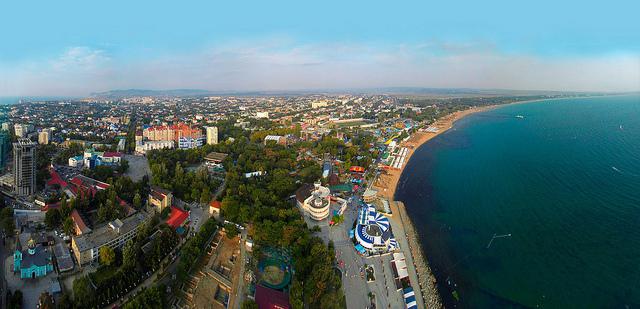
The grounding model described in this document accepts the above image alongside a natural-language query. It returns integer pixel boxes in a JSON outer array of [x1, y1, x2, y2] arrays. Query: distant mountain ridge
[[89, 87, 621, 99], [90, 89, 214, 98]]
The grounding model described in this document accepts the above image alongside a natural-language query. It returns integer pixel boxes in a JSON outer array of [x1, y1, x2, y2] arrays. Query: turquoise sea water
[[395, 95, 640, 308]]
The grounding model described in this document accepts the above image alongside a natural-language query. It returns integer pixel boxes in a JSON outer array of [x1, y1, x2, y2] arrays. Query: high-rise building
[[38, 129, 50, 145], [206, 126, 218, 145], [13, 138, 37, 196], [0, 130, 9, 169], [14, 124, 33, 138]]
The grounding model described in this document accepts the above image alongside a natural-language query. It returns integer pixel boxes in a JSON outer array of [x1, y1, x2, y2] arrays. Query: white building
[[135, 140, 174, 154], [68, 156, 83, 168], [296, 182, 331, 221], [206, 126, 218, 145], [311, 101, 329, 108], [255, 112, 269, 119], [1, 123, 11, 131], [14, 124, 31, 138]]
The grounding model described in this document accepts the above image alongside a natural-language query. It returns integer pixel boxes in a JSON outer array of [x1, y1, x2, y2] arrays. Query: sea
[[395, 95, 640, 308]]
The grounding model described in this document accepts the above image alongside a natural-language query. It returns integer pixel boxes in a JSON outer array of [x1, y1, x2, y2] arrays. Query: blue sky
[[1, 0, 639, 95]]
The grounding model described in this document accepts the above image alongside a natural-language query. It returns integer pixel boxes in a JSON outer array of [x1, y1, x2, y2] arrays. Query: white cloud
[[0, 42, 638, 96]]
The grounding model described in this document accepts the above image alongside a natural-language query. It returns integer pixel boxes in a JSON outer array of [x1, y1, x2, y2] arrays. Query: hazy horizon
[[1, 0, 639, 96]]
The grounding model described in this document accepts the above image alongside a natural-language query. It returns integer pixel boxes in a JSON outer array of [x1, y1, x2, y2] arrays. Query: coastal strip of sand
[[374, 105, 493, 309], [375, 105, 493, 201]]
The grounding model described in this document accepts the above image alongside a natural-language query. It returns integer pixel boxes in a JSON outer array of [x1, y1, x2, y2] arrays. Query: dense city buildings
[[13, 138, 36, 196]]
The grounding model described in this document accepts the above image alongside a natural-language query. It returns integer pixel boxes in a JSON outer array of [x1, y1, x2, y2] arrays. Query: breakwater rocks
[[396, 201, 443, 309]]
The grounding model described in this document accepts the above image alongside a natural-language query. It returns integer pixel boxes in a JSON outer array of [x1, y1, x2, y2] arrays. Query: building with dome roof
[[296, 182, 331, 221], [13, 236, 54, 279], [353, 204, 399, 255]]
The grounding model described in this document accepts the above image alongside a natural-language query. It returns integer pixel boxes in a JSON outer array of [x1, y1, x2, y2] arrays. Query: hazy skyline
[[1, 0, 639, 96]]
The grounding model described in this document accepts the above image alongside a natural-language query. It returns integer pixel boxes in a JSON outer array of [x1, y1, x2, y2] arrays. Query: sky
[[1, 0, 639, 96]]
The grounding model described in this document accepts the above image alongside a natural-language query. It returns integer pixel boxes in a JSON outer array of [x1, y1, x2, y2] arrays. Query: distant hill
[[89, 87, 613, 99], [90, 89, 214, 98]]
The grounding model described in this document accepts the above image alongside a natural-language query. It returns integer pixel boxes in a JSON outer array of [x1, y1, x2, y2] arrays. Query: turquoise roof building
[[14, 237, 54, 279]]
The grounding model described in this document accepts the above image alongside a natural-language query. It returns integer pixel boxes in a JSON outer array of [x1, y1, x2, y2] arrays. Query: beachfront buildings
[[71, 212, 150, 265], [295, 182, 350, 223], [352, 204, 398, 255], [13, 138, 37, 196]]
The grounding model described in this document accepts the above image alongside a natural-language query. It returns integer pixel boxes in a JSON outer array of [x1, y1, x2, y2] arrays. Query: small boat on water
[[515, 115, 525, 119]]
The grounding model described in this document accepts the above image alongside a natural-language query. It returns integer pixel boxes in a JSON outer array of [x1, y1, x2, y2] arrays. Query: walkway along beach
[[375, 106, 494, 309]]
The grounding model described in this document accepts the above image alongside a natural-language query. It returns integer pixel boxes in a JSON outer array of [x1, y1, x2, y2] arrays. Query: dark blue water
[[395, 96, 640, 308]]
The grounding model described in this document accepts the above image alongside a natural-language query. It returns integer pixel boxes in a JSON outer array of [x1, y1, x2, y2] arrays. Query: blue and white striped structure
[[403, 287, 418, 309], [387, 238, 398, 251], [354, 204, 395, 252]]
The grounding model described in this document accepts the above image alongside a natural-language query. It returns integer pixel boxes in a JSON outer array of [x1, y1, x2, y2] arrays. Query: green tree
[[133, 192, 142, 209], [44, 208, 62, 229], [1, 208, 16, 235], [72, 276, 95, 307], [62, 217, 74, 235], [122, 239, 139, 269], [99, 246, 116, 266], [241, 299, 258, 309]]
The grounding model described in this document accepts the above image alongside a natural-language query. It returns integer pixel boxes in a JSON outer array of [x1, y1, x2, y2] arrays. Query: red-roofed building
[[166, 206, 189, 229], [71, 209, 92, 235], [209, 200, 221, 218], [69, 175, 110, 199], [255, 285, 290, 309], [46, 167, 68, 188]]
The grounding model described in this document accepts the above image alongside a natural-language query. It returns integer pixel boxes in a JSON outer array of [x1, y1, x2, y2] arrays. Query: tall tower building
[[206, 126, 218, 145], [13, 138, 37, 196], [38, 129, 50, 145], [0, 130, 9, 169]]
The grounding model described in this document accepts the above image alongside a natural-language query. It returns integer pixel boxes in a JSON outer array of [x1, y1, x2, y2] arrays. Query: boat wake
[[612, 166, 639, 177]]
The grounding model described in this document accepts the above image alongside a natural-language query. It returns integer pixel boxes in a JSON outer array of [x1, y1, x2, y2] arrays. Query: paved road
[[312, 194, 406, 309]]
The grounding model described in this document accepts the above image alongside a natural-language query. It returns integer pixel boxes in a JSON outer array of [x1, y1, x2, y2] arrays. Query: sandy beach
[[373, 105, 495, 309], [375, 105, 494, 200]]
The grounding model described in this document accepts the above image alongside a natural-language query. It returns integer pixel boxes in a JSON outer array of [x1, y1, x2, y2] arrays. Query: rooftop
[[72, 212, 150, 252]]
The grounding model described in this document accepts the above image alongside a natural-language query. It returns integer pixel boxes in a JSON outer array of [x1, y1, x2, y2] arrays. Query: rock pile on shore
[[396, 201, 444, 309]]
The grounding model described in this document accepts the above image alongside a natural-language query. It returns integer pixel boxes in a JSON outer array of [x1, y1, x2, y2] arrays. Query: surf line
[[486, 233, 512, 249]]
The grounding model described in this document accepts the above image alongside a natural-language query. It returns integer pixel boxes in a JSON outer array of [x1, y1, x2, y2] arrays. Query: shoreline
[[375, 104, 495, 201], [373, 95, 611, 308], [373, 99, 536, 308]]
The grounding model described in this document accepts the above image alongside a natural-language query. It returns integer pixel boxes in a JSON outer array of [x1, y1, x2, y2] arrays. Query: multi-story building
[[13, 138, 37, 196], [178, 136, 205, 149], [134, 140, 174, 154], [71, 212, 150, 265], [149, 187, 172, 213], [0, 130, 10, 169], [206, 126, 218, 145], [296, 182, 331, 221], [143, 123, 203, 142], [38, 129, 50, 145], [14, 124, 27, 138]]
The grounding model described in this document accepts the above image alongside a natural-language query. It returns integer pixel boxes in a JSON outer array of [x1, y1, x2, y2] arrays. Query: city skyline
[[1, 0, 639, 96]]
